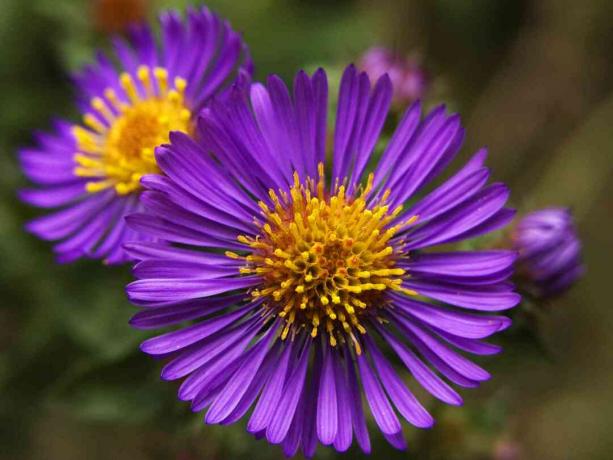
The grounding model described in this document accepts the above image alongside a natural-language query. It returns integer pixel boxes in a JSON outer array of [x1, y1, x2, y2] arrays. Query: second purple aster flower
[[126, 65, 520, 457], [19, 7, 252, 264]]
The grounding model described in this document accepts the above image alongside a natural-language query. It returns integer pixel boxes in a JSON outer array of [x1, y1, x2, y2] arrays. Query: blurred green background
[[1, 0, 612, 459]]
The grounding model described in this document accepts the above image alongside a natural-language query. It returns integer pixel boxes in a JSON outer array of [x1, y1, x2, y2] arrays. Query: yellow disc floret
[[73, 66, 191, 195], [228, 164, 418, 352]]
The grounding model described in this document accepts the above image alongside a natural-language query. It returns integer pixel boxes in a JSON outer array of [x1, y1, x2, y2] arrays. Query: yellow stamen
[[73, 67, 191, 195], [233, 165, 411, 352]]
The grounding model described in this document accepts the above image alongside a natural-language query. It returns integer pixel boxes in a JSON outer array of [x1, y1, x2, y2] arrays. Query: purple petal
[[139, 302, 259, 355], [293, 70, 318, 178], [378, 104, 448, 197], [332, 349, 353, 452], [365, 334, 433, 428], [188, 341, 255, 410], [127, 274, 259, 304], [406, 184, 510, 249], [281, 390, 305, 457], [346, 350, 371, 453], [249, 82, 293, 183], [26, 190, 114, 241], [391, 293, 512, 339], [405, 279, 520, 311], [218, 340, 279, 426], [266, 339, 312, 444], [372, 101, 422, 191], [401, 162, 489, 225], [445, 208, 517, 244], [133, 259, 240, 280], [349, 74, 393, 190], [125, 213, 245, 251], [157, 133, 259, 216], [391, 312, 490, 382], [161, 314, 262, 380], [140, 174, 256, 234], [312, 69, 328, 170], [434, 330, 503, 356], [124, 242, 239, 265], [317, 345, 338, 445], [179, 336, 249, 402], [205, 326, 277, 423], [247, 342, 292, 433], [388, 114, 464, 207], [377, 325, 462, 405], [266, 75, 305, 177], [19, 183, 85, 208], [333, 64, 359, 182], [301, 345, 322, 458], [140, 191, 241, 242], [383, 430, 407, 450], [357, 351, 402, 435]]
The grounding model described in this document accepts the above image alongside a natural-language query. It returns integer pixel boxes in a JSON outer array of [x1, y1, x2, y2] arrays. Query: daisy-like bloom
[[18, 7, 252, 264], [359, 47, 428, 106], [126, 65, 519, 457], [513, 208, 583, 297]]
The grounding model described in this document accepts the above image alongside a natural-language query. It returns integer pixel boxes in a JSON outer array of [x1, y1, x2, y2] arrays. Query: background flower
[[359, 46, 428, 107], [18, 6, 252, 264]]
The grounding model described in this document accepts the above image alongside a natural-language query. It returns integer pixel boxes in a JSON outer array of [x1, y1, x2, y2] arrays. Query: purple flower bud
[[513, 208, 584, 297]]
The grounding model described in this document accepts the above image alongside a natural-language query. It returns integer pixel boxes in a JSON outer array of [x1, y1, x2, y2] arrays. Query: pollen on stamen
[[233, 164, 417, 351]]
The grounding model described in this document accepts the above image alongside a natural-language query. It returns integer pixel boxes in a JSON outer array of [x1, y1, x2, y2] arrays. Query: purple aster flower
[[513, 208, 583, 297], [126, 65, 519, 457], [359, 46, 428, 106], [18, 7, 252, 264]]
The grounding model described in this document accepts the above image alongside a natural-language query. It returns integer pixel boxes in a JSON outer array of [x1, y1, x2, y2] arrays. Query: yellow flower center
[[228, 164, 418, 351], [73, 66, 191, 195]]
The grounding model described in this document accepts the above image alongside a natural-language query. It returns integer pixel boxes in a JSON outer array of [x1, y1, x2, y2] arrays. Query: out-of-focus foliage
[[0, 1, 612, 459]]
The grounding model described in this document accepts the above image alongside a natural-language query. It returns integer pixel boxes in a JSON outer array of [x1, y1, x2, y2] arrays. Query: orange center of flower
[[228, 164, 418, 351], [73, 66, 191, 195]]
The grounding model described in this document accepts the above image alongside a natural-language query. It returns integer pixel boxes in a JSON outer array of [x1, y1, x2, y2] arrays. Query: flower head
[[359, 47, 428, 106], [19, 7, 252, 264], [513, 207, 583, 296], [126, 65, 519, 457]]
